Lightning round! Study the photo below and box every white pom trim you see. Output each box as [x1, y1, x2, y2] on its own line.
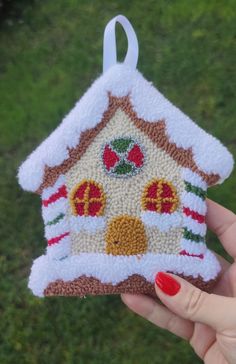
[44, 218, 69, 240]
[42, 199, 68, 223]
[182, 216, 207, 236]
[18, 64, 233, 192]
[46, 236, 71, 259]
[69, 216, 106, 233]
[28, 249, 221, 297]
[180, 239, 207, 255]
[141, 211, 182, 232]
[181, 168, 207, 189]
[181, 192, 207, 215]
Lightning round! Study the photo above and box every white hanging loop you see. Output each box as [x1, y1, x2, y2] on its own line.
[103, 15, 139, 73]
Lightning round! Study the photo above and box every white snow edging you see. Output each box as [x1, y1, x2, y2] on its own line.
[70, 216, 106, 233]
[18, 64, 234, 192]
[141, 211, 182, 231]
[29, 250, 221, 297]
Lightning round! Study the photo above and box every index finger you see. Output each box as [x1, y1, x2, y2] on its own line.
[206, 199, 236, 259]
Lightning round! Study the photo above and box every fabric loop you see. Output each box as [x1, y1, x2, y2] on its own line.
[103, 15, 139, 73]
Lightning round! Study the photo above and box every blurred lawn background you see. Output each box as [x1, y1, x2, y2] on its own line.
[0, 0, 235, 363]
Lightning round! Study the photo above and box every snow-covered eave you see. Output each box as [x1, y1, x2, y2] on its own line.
[18, 63, 234, 193]
[29, 251, 220, 297]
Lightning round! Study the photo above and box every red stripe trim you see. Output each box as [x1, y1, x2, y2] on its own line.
[47, 232, 69, 246]
[183, 207, 205, 223]
[42, 185, 67, 207]
[179, 250, 204, 259]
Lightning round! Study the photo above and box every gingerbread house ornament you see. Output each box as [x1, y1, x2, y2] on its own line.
[18, 15, 234, 297]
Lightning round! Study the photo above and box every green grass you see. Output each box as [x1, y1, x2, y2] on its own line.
[0, 0, 236, 363]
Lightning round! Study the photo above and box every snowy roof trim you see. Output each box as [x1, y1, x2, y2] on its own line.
[18, 64, 234, 192]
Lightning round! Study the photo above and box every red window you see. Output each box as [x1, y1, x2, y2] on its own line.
[70, 180, 106, 217]
[142, 179, 179, 214]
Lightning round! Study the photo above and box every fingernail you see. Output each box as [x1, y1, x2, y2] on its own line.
[155, 272, 181, 296]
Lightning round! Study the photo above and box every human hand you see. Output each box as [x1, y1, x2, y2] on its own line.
[121, 199, 236, 364]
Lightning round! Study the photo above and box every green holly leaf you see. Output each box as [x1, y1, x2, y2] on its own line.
[111, 138, 132, 153]
[114, 160, 133, 175]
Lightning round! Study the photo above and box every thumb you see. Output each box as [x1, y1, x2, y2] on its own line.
[155, 272, 236, 332]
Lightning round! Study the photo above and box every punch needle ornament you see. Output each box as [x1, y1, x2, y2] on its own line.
[18, 15, 234, 297]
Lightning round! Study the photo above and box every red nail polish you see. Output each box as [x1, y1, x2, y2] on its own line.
[155, 272, 181, 296]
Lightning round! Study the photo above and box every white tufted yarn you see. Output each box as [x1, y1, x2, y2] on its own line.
[18, 63, 233, 192]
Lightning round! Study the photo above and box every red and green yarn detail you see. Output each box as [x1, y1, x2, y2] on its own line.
[179, 250, 204, 259]
[183, 227, 205, 243]
[183, 207, 205, 223]
[184, 181, 206, 200]
[42, 185, 67, 207]
[102, 137, 144, 177]
[46, 213, 65, 226]
[47, 232, 69, 246]
[182, 179, 207, 248]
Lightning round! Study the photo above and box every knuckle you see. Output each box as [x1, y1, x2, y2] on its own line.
[146, 301, 159, 323]
[165, 313, 179, 333]
[185, 288, 205, 319]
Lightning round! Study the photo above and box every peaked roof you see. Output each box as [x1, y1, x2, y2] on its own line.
[18, 64, 234, 193]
